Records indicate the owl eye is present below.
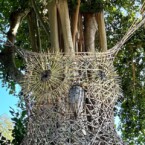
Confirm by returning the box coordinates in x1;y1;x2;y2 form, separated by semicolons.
41;70;51;82
98;70;106;80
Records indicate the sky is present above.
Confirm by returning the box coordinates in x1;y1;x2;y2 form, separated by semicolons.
0;80;20;117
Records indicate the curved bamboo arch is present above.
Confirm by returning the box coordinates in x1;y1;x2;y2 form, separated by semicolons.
111;15;145;55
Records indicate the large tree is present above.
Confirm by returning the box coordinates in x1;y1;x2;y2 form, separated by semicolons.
0;0;145;144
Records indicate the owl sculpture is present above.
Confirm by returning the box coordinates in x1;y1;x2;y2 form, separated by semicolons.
17;13;145;145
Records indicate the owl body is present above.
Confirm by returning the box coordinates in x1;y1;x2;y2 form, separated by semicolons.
19;51;123;145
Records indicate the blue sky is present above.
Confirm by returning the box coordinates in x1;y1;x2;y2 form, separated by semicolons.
0;80;20;117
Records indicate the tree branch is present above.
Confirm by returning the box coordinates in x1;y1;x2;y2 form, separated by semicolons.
1;9;29;83
7;8;30;44
31;0;50;37
36;20;42;51
27;9;39;52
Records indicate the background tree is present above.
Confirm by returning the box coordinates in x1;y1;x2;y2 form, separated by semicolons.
0;114;13;141
0;0;145;144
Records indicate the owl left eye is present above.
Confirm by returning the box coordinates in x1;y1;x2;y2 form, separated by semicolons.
41;70;51;82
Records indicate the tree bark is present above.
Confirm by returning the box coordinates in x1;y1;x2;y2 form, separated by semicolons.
71;0;80;47
57;0;74;55
47;1;59;52
78;14;85;52
96;11;107;52
84;13;98;52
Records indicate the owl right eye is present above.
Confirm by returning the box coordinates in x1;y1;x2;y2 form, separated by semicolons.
98;70;106;80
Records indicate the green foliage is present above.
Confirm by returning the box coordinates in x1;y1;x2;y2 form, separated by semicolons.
80;0;104;13
0;0;29;90
10;107;27;145
114;28;145;144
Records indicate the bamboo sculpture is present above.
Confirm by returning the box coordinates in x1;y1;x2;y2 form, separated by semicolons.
14;4;145;145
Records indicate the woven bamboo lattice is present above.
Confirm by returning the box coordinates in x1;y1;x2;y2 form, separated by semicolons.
19;49;124;145
17;7;145;145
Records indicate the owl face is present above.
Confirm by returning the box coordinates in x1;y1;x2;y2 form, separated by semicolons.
20;52;121;105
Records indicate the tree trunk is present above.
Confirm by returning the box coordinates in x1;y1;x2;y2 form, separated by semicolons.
96;11;107;52
71;0;80;48
47;1;59;52
57;0;74;54
78;14;85;52
84;13;98;52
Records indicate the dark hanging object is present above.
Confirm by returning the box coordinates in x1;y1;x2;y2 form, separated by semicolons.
68;85;85;118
